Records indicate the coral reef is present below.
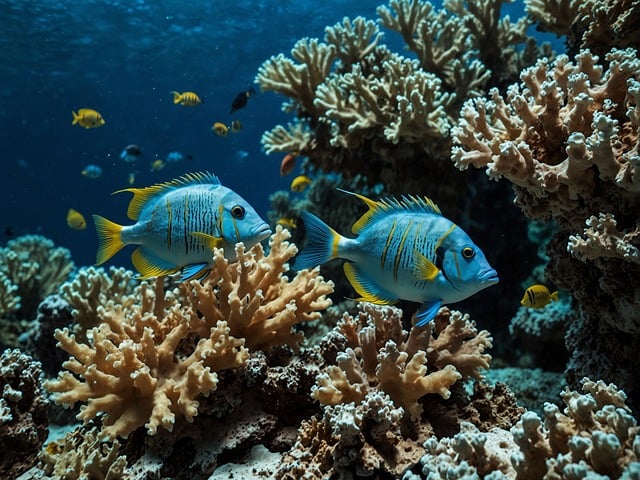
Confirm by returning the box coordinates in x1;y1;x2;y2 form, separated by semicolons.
526;0;640;57
0;235;74;320
255;1;541;200
45;228;333;439
452;47;640;404
38;427;127;480
276;303;509;479
0;349;49;478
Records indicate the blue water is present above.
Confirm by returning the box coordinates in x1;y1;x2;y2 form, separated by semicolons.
0;0;546;268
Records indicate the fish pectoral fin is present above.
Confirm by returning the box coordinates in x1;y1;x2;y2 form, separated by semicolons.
179;263;210;282
190;231;225;250
414;250;439;281
131;247;179;279
343;262;398;305
414;300;442;327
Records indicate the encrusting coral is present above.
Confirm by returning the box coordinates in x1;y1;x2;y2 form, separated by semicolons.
45;227;334;440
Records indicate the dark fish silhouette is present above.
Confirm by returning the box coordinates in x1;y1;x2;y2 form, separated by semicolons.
229;88;256;113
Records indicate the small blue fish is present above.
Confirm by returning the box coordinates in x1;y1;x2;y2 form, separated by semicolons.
295;190;499;326
93;172;271;281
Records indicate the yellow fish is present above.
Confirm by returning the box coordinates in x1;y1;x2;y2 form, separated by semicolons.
520;285;559;308
212;122;229;137
67;208;87;230
171;91;202;106
276;217;297;230
71;108;105;129
290;175;312;192
230;119;243;133
150;159;165;172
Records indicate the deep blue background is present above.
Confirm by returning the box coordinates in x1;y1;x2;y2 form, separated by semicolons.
1;0;538;268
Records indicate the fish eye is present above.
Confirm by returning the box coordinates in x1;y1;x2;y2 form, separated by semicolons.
462;246;475;259
231;205;245;219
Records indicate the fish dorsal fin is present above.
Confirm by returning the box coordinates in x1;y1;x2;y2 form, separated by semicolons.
114;171;220;221
338;189;441;234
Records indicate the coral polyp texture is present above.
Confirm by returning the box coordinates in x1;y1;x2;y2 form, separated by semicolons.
45;227;334;439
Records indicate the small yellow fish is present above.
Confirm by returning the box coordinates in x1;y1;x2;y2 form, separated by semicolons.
276;217;297;230
171;91;202;106
520;285;559;308
290;175;312;193
212;122;229;137
67;208;87;230
71;108;105;129
150;159;165;172
127;172;136;185
230;119;243;133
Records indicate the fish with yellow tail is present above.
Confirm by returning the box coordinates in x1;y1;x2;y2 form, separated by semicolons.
71;108;105;129
520;285;559;308
171;91;202;106
295;190;499;326
92;172;271;281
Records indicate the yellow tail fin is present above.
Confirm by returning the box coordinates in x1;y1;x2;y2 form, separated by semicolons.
550;290;559;302
92;215;125;265
71;110;79;125
171;91;181;104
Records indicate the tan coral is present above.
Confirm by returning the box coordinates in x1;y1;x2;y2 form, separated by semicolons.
568;212;640;264
45;280;248;439
312;303;491;420
184;226;334;351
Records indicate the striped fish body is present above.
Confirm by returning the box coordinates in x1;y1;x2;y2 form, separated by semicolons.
296;190;499;326
340;213;463;304
93;172;271;281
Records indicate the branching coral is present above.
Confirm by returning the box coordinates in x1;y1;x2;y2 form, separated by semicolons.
256;1;538;197
312;303;492;420
185;226;334;351
45;228;333;439
39;427;127;480
526;0;640;57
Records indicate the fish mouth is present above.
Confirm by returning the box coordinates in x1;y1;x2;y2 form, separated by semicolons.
478;269;499;285
253;224;272;242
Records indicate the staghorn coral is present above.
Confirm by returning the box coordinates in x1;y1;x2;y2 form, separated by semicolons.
0;349;49;478
45;228;333;439
568;212;640;264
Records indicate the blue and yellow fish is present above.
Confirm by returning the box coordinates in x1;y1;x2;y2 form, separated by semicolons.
295;190;499;326
93;172;271;281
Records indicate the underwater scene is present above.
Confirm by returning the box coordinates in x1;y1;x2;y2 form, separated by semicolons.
1;0;639;478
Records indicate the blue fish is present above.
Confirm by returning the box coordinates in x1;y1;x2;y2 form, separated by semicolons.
93;172;271;281
295;190;499;326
